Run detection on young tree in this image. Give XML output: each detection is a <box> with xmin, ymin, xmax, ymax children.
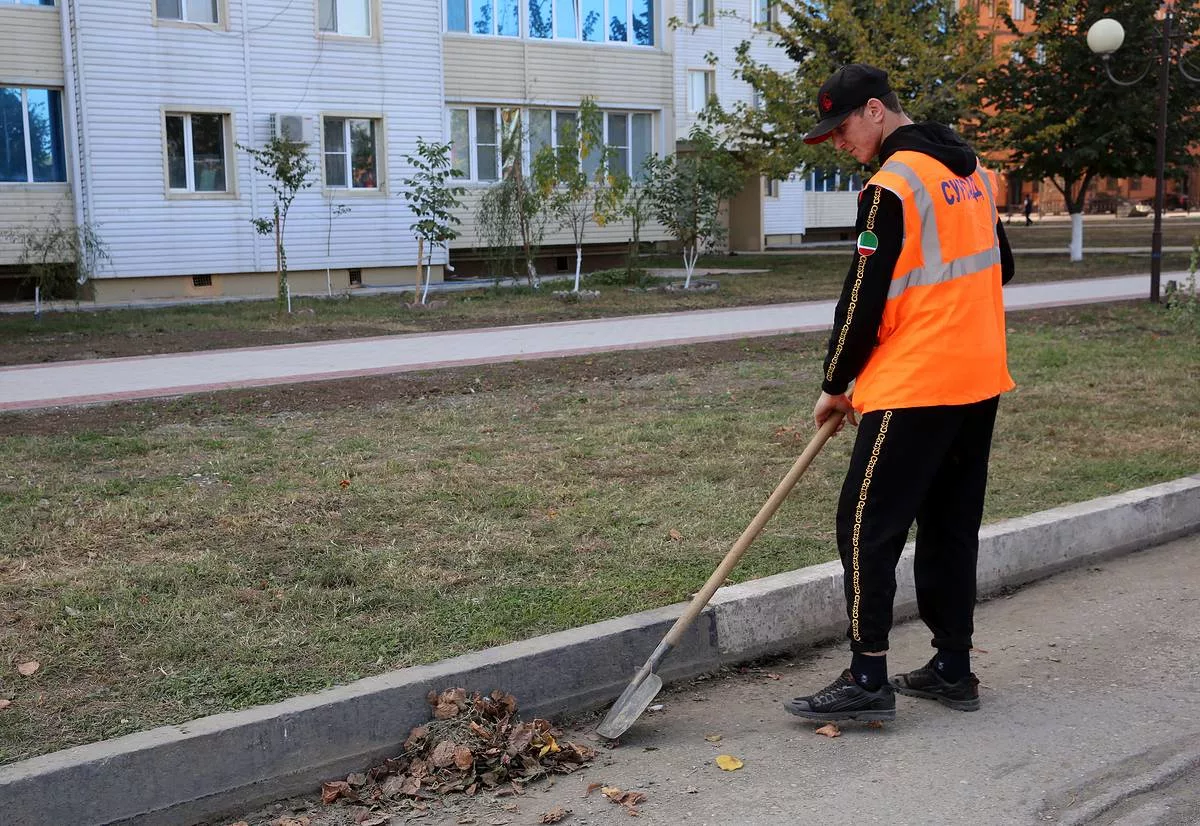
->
<box><xmin>621</xmin><ymin>177</ymin><xmax>654</xmax><ymax>278</ymax></box>
<box><xmin>533</xmin><ymin>99</ymin><xmax>629</xmax><ymax>292</ymax></box>
<box><xmin>241</xmin><ymin>136</ymin><xmax>315</xmax><ymax>314</ymax></box>
<box><xmin>403</xmin><ymin>138</ymin><xmax>467</xmax><ymax>304</ymax></box>
<box><xmin>973</xmin><ymin>0</ymin><xmax>1200</xmax><ymax>261</ymax></box>
<box><xmin>711</xmin><ymin>0</ymin><xmax>996</xmax><ymax>181</ymax></box>
<box><xmin>5</xmin><ymin>212</ymin><xmax>109</xmax><ymax>314</ymax></box>
<box><xmin>476</xmin><ymin>111</ymin><xmax>549</xmax><ymax>287</ymax></box>
<box><xmin>642</xmin><ymin>125</ymin><xmax>744</xmax><ymax>288</ymax></box>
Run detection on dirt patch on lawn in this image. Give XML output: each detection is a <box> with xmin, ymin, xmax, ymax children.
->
<box><xmin>0</xmin><ymin>334</ymin><xmax>819</xmax><ymax>438</ymax></box>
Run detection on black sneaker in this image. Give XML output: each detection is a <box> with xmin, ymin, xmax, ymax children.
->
<box><xmin>889</xmin><ymin>658</ymin><xmax>981</xmax><ymax>711</ymax></box>
<box><xmin>783</xmin><ymin>669</ymin><xmax>896</xmax><ymax>722</ymax></box>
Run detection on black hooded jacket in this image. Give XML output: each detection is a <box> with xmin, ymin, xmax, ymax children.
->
<box><xmin>820</xmin><ymin>123</ymin><xmax>1015</xmax><ymax>397</ymax></box>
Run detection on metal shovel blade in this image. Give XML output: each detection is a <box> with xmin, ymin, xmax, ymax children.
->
<box><xmin>596</xmin><ymin>671</ymin><xmax>663</xmax><ymax>740</ymax></box>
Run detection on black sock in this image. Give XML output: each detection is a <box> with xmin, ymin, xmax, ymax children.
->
<box><xmin>934</xmin><ymin>649</ymin><xmax>970</xmax><ymax>683</ymax></box>
<box><xmin>850</xmin><ymin>653</ymin><xmax>887</xmax><ymax>692</ymax></box>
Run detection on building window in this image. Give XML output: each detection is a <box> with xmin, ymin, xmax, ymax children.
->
<box><xmin>451</xmin><ymin>105</ymin><xmax>652</xmax><ymax>183</ymax></box>
<box><xmin>446</xmin><ymin>0</ymin><xmax>519</xmax><ymax>35</ymax></box>
<box><xmin>805</xmin><ymin>168</ymin><xmax>863</xmax><ymax>193</ymax></box>
<box><xmin>319</xmin><ymin>0</ymin><xmax>371</xmax><ymax>37</ymax></box>
<box><xmin>323</xmin><ymin>116</ymin><xmax>380</xmax><ymax>188</ymax></box>
<box><xmin>755</xmin><ymin>0</ymin><xmax>778</xmax><ymax>25</ymax></box>
<box><xmin>1</xmin><ymin>87</ymin><xmax>67</xmax><ymax>183</ymax></box>
<box><xmin>525</xmin><ymin>0</ymin><xmax>651</xmax><ymax>44</ymax></box>
<box><xmin>686</xmin><ymin>0</ymin><xmax>711</xmax><ymax>25</ymax></box>
<box><xmin>687</xmin><ymin>69</ymin><xmax>714</xmax><ymax>113</ymax></box>
<box><xmin>156</xmin><ymin>0</ymin><xmax>219</xmax><ymax>24</ymax></box>
<box><xmin>165</xmin><ymin>112</ymin><xmax>228</xmax><ymax>193</ymax></box>
<box><xmin>605</xmin><ymin>110</ymin><xmax>652</xmax><ymax>180</ymax></box>
<box><xmin>1011</xmin><ymin>0</ymin><xmax>1024</xmax><ymax>21</ymax></box>
<box><xmin>1</xmin><ymin>0</ymin><xmax>57</xmax><ymax>5</ymax></box>
<box><xmin>447</xmin><ymin>106</ymin><xmax>504</xmax><ymax>183</ymax></box>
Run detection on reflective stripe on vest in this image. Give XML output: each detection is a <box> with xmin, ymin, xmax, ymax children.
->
<box><xmin>877</xmin><ymin>159</ymin><xmax>1001</xmax><ymax>299</ymax></box>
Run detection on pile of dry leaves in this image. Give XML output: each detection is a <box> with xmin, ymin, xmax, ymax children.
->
<box><xmin>320</xmin><ymin>688</ymin><xmax>596</xmax><ymax>815</ymax></box>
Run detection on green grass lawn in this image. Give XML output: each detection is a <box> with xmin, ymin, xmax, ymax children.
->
<box><xmin>1</xmin><ymin>245</ymin><xmax>1195</xmax><ymax>365</ymax></box>
<box><xmin>1</xmin><ymin>302</ymin><xmax>1197</xmax><ymax>763</ymax></box>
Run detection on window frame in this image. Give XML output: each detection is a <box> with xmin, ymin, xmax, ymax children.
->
<box><xmin>447</xmin><ymin>104</ymin><xmax>654</xmax><ymax>184</ymax></box>
<box><xmin>153</xmin><ymin>0</ymin><xmax>228</xmax><ymax>29</ymax></box>
<box><xmin>1</xmin><ymin>86</ymin><xmax>68</xmax><ymax>186</ymax></box>
<box><xmin>447</xmin><ymin>0</ymin><xmax>654</xmax><ymax>46</ymax></box>
<box><xmin>754</xmin><ymin>0</ymin><xmax>778</xmax><ymax>26</ymax></box>
<box><xmin>0</xmin><ymin>1</ymin><xmax>57</xmax><ymax>6</ymax></box>
<box><xmin>320</xmin><ymin>112</ymin><xmax>387</xmax><ymax>194</ymax></box>
<box><xmin>160</xmin><ymin>107</ymin><xmax>236</xmax><ymax>199</ymax></box>
<box><xmin>686</xmin><ymin>68</ymin><xmax>715</xmax><ymax>114</ymax></box>
<box><xmin>686</xmin><ymin>0</ymin><xmax>712</xmax><ymax>26</ymax></box>
<box><xmin>316</xmin><ymin>0</ymin><xmax>378</xmax><ymax>40</ymax></box>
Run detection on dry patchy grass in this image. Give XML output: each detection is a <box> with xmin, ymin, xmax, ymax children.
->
<box><xmin>0</xmin><ymin>303</ymin><xmax>1197</xmax><ymax>763</ymax></box>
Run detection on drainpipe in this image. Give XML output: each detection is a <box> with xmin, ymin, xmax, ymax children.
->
<box><xmin>58</xmin><ymin>0</ymin><xmax>88</xmax><ymax>279</ymax></box>
<box><xmin>241</xmin><ymin>0</ymin><xmax>260</xmax><ymax>273</ymax></box>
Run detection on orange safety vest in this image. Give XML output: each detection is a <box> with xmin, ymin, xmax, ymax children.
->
<box><xmin>849</xmin><ymin>151</ymin><xmax>1014</xmax><ymax>413</ymax></box>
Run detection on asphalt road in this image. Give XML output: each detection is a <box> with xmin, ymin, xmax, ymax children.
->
<box><xmin>234</xmin><ymin>533</ymin><xmax>1200</xmax><ymax>826</ymax></box>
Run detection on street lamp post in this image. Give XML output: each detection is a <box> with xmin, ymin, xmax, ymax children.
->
<box><xmin>1087</xmin><ymin>3</ymin><xmax>1200</xmax><ymax>303</ymax></box>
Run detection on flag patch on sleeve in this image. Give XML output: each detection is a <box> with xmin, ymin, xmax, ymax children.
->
<box><xmin>856</xmin><ymin>230</ymin><xmax>879</xmax><ymax>257</ymax></box>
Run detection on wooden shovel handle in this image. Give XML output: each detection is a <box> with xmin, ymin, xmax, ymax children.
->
<box><xmin>661</xmin><ymin>413</ymin><xmax>844</xmax><ymax>648</ymax></box>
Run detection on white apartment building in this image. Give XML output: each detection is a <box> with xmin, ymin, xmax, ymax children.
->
<box><xmin>0</xmin><ymin>0</ymin><xmax>846</xmax><ymax>302</ymax></box>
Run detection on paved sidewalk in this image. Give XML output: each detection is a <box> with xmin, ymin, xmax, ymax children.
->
<box><xmin>0</xmin><ymin>274</ymin><xmax>1178</xmax><ymax>412</ymax></box>
<box><xmin>242</xmin><ymin>532</ymin><xmax>1200</xmax><ymax>826</ymax></box>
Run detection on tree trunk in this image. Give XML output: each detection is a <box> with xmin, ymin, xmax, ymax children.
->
<box><xmin>415</xmin><ymin>236</ymin><xmax>425</xmax><ymax>305</ymax></box>
<box><xmin>573</xmin><ymin>245</ymin><xmax>582</xmax><ymax>292</ymax></box>
<box><xmin>1069</xmin><ymin>213</ymin><xmax>1084</xmax><ymax>262</ymax></box>
<box><xmin>683</xmin><ymin>242</ymin><xmax>697</xmax><ymax>289</ymax></box>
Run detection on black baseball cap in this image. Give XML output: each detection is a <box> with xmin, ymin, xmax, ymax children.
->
<box><xmin>803</xmin><ymin>64</ymin><xmax>893</xmax><ymax>145</ymax></box>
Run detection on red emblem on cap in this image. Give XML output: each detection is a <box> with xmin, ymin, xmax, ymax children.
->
<box><xmin>820</xmin><ymin>93</ymin><xmax>833</xmax><ymax>113</ymax></box>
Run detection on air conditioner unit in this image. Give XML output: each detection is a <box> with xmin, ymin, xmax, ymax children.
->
<box><xmin>271</xmin><ymin>113</ymin><xmax>309</xmax><ymax>143</ymax></box>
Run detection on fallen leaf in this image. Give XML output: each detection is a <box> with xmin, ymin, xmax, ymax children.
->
<box><xmin>647</xmin><ymin>704</ymin><xmax>664</xmax><ymax>712</ymax></box>
<box><xmin>585</xmin><ymin>782</ymin><xmax>603</xmax><ymax>796</ymax></box>
<box><xmin>227</xmin><ymin>822</ymin><xmax>250</xmax><ymax>826</ymax></box>
<box><xmin>668</xmin><ymin>529</ymin><xmax>683</xmax><ymax>541</ymax></box>
<box><xmin>453</xmin><ymin>744</ymin><xmax>475</xmax><ymax>770</ymax></box>
<box><xmin>339</xmin><ymin>479</ymin><xmax>351</xmax><ymax>489</ymax></box>
<box><xmin>16</xmin><ymin>661</ymin><xmax>39</xmax><ymax>677</ymax></box>
<box><xmin>703</xmin><ymin>734</ymin><xmax>722</xmax><ymax>743</ymax></box>
<box><xmin>346</xmin><ymin>773</ymin><xmax>368</xmax><ymax>788</ymax></box>
<box><xmin>714</xmin><ymin>755</ymin><xmax>743</xmax><ymax>771</ymax></box>
<box><xmin>322</xmin><ymin>780</ymin><xmax>353</xmax><ymax>804</ymax></box>
<box><xmin>540</xmin><ymin>806</ymin><xmax>571</xmax><ymax>823</ymax></box>
<box><xmin>486</xmin><ymin>819</ymin><xmax>512</xmax><ymax>826</ymax></box>
<box><xmin>456</xmin><ymin>818</ymin><xmax>477</xmax><ymax>825</ymax></box>
<box><xmin>0</xmin><ymin>699</ymin><xmax>11</xmax><ymax>710</ymax></box>
<box><xmin>814</xmin><ymin>723</ymin><xmax>841</xmax><ymax>739</ymax></box>
<box><xmin>865</xmin><ymin>721</ymin><xmax>885</xmax><ymax>730</ymax></box>
<box><xmin>431</xmin><ymin>740</ymin><xmax>457</xmax><ymax>768</ymax></box>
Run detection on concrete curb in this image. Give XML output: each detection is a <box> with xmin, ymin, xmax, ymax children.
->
<box><xmin>3</xmin><ymin>475</ymin><xmax>1198</xmax><ymax>826</ymax></box>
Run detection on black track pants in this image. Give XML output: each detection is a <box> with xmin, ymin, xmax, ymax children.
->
<box><xmin>835</xmin><ymin>397</ymin><xmax>1000</xmax><ymax>654</ymax></box>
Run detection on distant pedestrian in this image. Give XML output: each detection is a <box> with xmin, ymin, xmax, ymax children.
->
<box><xmin>1023</xmin><ymin>194</ymin><xmax>1033</xmax><ymax>226</ymax></box>
<box><xmin>783</xmin><ymin>63</ymin><xmax>1015</xmax><ymax>724</ymax></box>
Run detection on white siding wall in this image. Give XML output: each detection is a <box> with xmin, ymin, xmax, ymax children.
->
<box><xmin>672</xmin><ymin>0</ymin><xmax>789</xmax><ymax>137</ymax></box>
<box><xmin>673</xmin><ymin>0</ymin><xmax>804</xmax><ymax>237</ymax></box>
<box><xmin>763</xmin><ymin>177</ymin><xmax>805</xmax><ymax>235</ymax></box>
<box><xmin>805</xmin><ymin>191</ymin><xmax>860</xmax><ymax>229</ymax></box>
<box><xmin>72</xmin><ymin>0</ymin><xmax>442</xmax><ymax>280</ymax></box>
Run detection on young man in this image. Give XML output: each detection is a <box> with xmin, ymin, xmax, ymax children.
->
<box><xmin>784</xmin><ymin>64</ymin><xmax>1015</xmax><ymax>723</ymax></box>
